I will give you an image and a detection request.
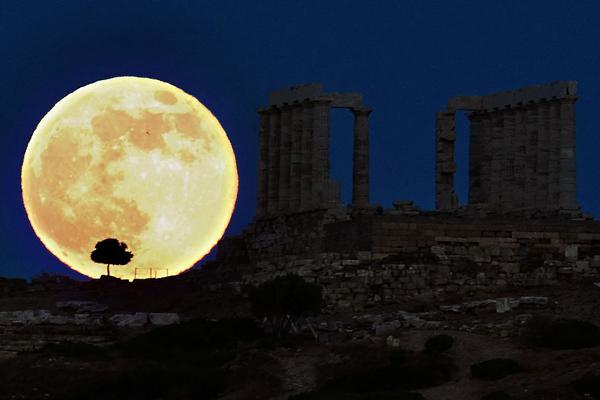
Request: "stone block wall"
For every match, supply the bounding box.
[219,210,600,310]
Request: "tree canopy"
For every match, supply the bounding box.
[90,238,133,277]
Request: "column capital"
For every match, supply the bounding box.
[352,106,373,116]
[257,107,271,115]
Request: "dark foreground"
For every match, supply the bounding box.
[1,270,600,400]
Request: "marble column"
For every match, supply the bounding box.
[435,111,457,211]
[267,108,281,215]
[311,98,332,208]
[548,100,561,209]
[489,110,504,209]
[559,96,578,210]
[513,106,528,209]
[300,102,314,210]
[501,108,516,211]
[290,104,303,211]
[278,105,293,213]
[479,112,493,207]
[256,108,270,217]
[468,112,484,204]
[352,107,372,207]
[524,103,538,210]
[535,102,550,210]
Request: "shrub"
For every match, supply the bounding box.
[470,358,520,380]
[290,390,427,400]
[317,352,453,394]
[43,341,109,359]
[523,316,600,349]
[482,391,513,400]
[424,334,454,355]
[248,274,322,336]
[571,375,600,398]
[120,317,262,362]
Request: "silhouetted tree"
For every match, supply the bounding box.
[90,238,133,277]
[248,274,322,337]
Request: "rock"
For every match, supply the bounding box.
[496,298,512,313]
[440,304,462,313]
[0,310,51,325]
[148,313,179,326]
[565,245,578,261]
[109,313,148,327]
[55,300,108,313]
[518,296,548,306]
[386,335,394,346]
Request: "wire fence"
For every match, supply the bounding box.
[132,268,170,279]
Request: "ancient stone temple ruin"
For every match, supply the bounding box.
[435,81,578,215]
[256,84,372,218]
[218,81,600,311]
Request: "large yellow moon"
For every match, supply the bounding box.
[21,77,238,280]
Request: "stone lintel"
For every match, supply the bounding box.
[268,84,364,109]
[269,83,322,106]
[446,81,577,112]
[330,93,364,108]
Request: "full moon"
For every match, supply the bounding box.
[21,77,238,280]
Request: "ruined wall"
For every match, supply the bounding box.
[222,212,600,310]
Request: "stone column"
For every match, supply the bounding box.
[559,96,578,210]
[524,103,538,210]
[435,111,458,211]
[290,104,303,211]
[489,110,504,209]
[300,102,314,210]
[256,108,270,217]
[278,105,293,213]
[501,108,516,211]
[513,106,528,210]
[479,112,493,207]
[352,107,372,207]
[312,98,332,208]
[548,99,561,210]
[535,102,550,211]
[267,108,281,215]
[468,112,483,204]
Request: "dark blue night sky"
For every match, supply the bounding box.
[3,1,600,279]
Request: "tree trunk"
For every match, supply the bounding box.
[106,264,111,276]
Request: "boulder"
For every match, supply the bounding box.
[110,313,148,327]
[148,313,179,326]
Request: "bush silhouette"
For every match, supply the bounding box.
[90,238,133,277]
[470,358,520,380]
[424,334,454,355]
[523,316,600,349]
[482,391,513,400]
[248,274,322,336]
[572,374,600,398]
